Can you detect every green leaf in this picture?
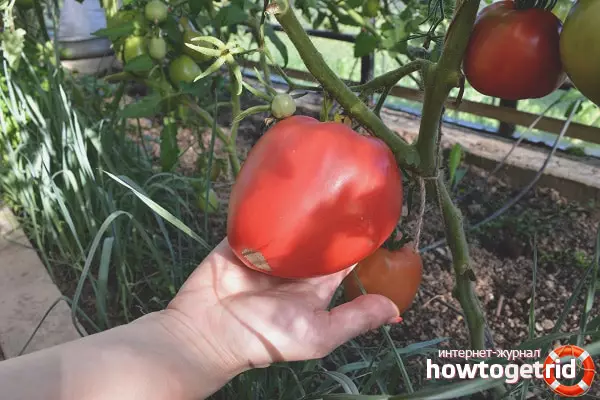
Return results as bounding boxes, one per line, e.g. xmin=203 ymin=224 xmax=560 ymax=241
xmin=313 ymin=12 xmax=327 ymax=29
xmin=92 ymin=23 xmax=135 ymax=41
xmin=216 ymin=5 xmax=248 ymax=26
xmin=163 ymin=15 xmax=183 ymax=49
xmin=118 ymin=94 xmax=162 ymax=118
xmin=448 ymin=143 xmax=463 ymax=185
xmin=337 ymin=14 xmax=361 ymax=26
xmin=347 ymin=0 xmax=363 ymax=7
xmin=123 ymin=54 xmax=154 ymax=73
xmin=264 ymin=25 xmax=289 ymax=68
xmin=381 ymin=17 xmax=408 ymax=51
xmin=160 ymin=116 xmax=179 ymax=172
xmin=354 ymin=32 xmax=377 ymax=58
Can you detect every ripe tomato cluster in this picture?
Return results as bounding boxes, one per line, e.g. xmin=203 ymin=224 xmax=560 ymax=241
xmin=106 ymin=2 xmax=216 ymax=88
xmin=463 ymin=0 xmax=599 ymax=106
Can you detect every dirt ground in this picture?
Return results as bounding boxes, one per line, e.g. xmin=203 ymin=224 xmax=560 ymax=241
xmin=46 ymin=93 xmax=600 ymax=397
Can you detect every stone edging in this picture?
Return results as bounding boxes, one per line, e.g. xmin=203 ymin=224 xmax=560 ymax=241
xmin=0 ymin=207 xmax=83 ymax=360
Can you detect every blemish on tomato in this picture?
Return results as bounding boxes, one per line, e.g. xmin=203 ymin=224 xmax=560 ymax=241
xmin=241 ymin=249 xmax=272 ymax=272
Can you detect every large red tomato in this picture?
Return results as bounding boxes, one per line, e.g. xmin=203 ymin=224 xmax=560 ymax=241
xmin=227 ymin=115 xmax=403 ymax=279
xmin=463 ymin=1 xmax=566 ymax=100
xmin=343 ymin=245 xmax=422 ymax=314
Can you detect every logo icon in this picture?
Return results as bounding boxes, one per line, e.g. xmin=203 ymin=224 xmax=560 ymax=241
xmin=543 ymin=345 xmax=596 ymax=397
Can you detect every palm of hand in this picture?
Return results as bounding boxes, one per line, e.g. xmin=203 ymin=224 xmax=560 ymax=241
xmin=166 ymin=238 xmax=399 ymax=372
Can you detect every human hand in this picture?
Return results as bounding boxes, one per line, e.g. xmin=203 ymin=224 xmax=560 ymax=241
xmin=160 ymin=237 xmax=400 ymax=384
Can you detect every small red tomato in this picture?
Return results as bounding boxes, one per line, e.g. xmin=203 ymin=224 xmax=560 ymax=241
xmin=463 ymin=1 xmax=566 ymax=100
xmin=343 ymin=245 xmax=422 ymax=314
xmin=227 ymin=115 xmax=403 ymax=279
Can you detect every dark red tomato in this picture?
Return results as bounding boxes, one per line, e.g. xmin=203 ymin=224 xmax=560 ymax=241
xmin=463 ymin=1 xmax=566 ymax=100
xmin=343 ymin=245 xmax=422 ymax=314
xmin=227 ymin=115 xmax=403 ymax=279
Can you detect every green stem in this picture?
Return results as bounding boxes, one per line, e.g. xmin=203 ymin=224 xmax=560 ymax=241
xmin=351 ymin=59 xmax=429 ymax=96
xmin=435 ymin=175 xmax=485 ymax=350
xmin=252 ymin=19 xmax=272 ymax=86
xmin=415 ymin=0 xmax=481 ymax=176
xmin=273 ymin=4 xmax=419 ymax=167
xmin=412 ymin=0 xmax=487 ymax=352
xmin=228 ymin=66 xmax=242 ymax=178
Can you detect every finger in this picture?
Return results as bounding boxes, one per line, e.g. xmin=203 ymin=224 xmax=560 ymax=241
xmin=316 ymin=294 xmax=400 ymax=351
xmin=301 ymin=263 xmax=358 ymax=304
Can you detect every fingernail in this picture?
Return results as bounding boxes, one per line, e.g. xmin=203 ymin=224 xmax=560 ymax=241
xmin=387 ymin=316 xmax=403 ymax=324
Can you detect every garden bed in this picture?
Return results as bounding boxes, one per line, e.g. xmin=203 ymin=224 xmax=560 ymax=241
xmin=40 ymin=92 xmax=600 ymax=396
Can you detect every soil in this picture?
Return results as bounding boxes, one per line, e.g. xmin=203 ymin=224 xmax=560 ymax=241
xmin=47 ymin=94 xmax=600 ymax=397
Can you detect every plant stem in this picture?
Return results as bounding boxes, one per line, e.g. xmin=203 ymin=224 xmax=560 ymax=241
xmin=351 ymin=59 xmax=429 ymax=96
xmin=415 ymin=0 xmax=480 ymax=176
xmin=185 ymin=99 xmax=241 ymax=177
xmin=412 ymin=0 xmax=488 ymax=351
xmin=228 ymin=66 xmax=242 ymax=178
xmin=272 ymin=4 xmax=419 ymax=167
xmin=436 ymin=174 xmax=485 ymax=350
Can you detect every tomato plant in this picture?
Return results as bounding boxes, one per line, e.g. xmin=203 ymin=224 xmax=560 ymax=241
xmin=271 ymin=93 xmax=296 ymax=119
xmin=227 ymin=115 xmax=403 ymax=279
xmin=463 ymin=0 xmax=565 ymax=100
xmin=145 ymin=0 xmax=168 ymax=24
xmin=168 ymin=55 xmax=201 ymax=85
xmin=343 ymin=245 xmax=422 ymax=314
xmin=148 ymin=36 xmax=167 ymax=60
xmin=560 ymin=0 xmax=600 ymax=106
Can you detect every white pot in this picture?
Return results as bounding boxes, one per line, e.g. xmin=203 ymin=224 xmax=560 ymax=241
xmin=57 ymin=0 xmax=116 ymax=59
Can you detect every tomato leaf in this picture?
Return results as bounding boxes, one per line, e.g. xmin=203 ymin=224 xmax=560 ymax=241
xmin=312 ymin=12 xmax=327 ymax=29
xmin=92 ymin=23 xmax=135 ymax=41
xmin=381 ymin=17 xmax=408 ymax=51
xmin=337 ymin=14 xmax=361 ymax=26
xmin=346 ymin=0 xmax=363 ymax=8
xmin=264 ymin=25 xmax=288 ymax=68
xmin=162 ymin=15 xmax=183 ymax=48
xmin=123 ymin=54 xmax=154 ymax=73
xmin=119 ymin=94 xmax=162 ymax=118
xmin=216 ymin=5 xmax=248 ymax=26
xmin=354 ymin=32 xmax=377 ymax=58
xmin=328 ymin=15 xmax=340 ymax=32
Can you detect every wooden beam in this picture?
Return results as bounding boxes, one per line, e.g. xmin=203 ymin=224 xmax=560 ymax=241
xmin=241 ymin=62 xmax=600 ymax=145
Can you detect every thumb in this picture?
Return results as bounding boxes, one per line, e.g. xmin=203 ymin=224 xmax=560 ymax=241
xmin=320 ymin=294 xmax=400 ymax=350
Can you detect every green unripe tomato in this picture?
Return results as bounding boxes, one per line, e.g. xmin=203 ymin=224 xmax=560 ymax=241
xmin=169 ymin=55 xmax=202 ymax=85
xmin=148 ymin=37 xmax=167 ymax=60
xmin=145 ymin=0 xmax=168 ymax=24
xmin=197 ymin=187 xmax=220 ymax=214
xmin=271 ymin=93 xmax=296 ymax=119
xmin=362 ymin=0 xmax=379 ymax=18
xmin=123 ymin=35 xmax=148 ymax=63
